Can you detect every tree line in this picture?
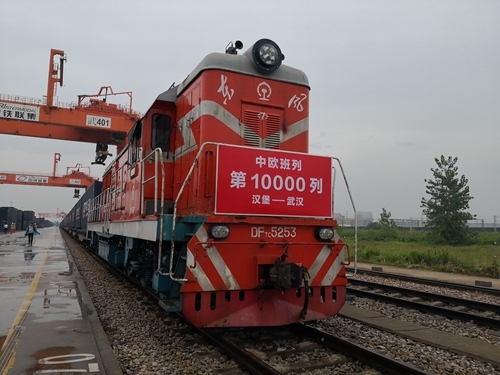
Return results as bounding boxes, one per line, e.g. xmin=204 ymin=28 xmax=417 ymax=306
xmin=374 ymin=155 xmax=476 ymax=246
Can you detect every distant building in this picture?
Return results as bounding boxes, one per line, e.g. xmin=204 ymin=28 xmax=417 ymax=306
xmin=334 ymin=214 xmax=498 ymax=231
xmin=334 ymin=211 xmax=373 ymax=227
xmin=394 ymin=218 xmax=425 ymax=229
xmin=333 ymin=213 xmax=345 ymax=220
xmin=357 ymin=211 xmax=373 ymax=220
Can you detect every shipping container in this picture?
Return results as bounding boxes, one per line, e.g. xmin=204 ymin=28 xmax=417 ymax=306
xmin=22 ymin=211 xmax=36 ymax=230
xmin=0 ymin=207 xmax=19 ymax=232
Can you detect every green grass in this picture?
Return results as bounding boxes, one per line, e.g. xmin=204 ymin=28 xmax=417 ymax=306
xmin=339 ymin=229 xmax=500 ymax=278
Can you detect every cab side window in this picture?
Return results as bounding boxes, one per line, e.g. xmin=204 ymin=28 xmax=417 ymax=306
xmin=128 ymin=120 xmax=142 ymax=165
xmin=152 ymin=114 xmax=172 ymax=152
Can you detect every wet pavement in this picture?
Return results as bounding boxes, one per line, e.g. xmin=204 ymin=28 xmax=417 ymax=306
xmin=0 ymin=228 xmax=121 ymax=375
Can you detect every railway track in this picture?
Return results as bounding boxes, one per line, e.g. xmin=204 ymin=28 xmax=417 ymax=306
xmin=65 ymin=236 xmax=500 ymax=375
xmin=347 ymin=267 xmax=500 ymax=296
xmin=197 ymin=324 xmax=432 ymax=375
xmin=64 ymin=232 xmax=436 ymax=374
xmin=289 ymin=324 xmax=430 ymax=375
xmin=347 ymin=279 xmax=500 ymax=329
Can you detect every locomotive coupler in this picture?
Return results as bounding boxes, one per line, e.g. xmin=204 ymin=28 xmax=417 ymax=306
xmin=269 ymin=260 xmax=307 ymax=292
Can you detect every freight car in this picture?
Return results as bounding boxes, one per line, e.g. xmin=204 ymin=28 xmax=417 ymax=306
xmin=64 ymin=182 xmax=102 ymax=241
xmin=61 ymin=38 xmax=354 ymax=327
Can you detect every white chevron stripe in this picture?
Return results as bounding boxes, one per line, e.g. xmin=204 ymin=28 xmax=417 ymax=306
xmin=197 ymin=226 xmax=241 ymax=290
xmin=200 ymin=101 xmax=240 ymax=134
xmin=321 ymin=248 xmax=345 ymax=285
xmin=282 ymin=118 xmax=308 ymax=143
xmin=186 ymin=249 xmax=215 ymax=291
xmin=308 ymin=244 xmax=332 ymax=284
xmin=174 ymin=100 xmax=308 ymax=158
xmin=309 ymin=231 xmax=345 ymax=285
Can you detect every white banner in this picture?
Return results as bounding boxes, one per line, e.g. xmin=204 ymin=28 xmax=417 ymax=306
xmin=0 ymin=101 xmax=40 ymax=121
xmin=16 ymin=175 xmax=48 ymax=183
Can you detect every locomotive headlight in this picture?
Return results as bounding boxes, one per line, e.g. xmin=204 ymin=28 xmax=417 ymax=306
xmin=209 ymin=224 xmax=230 ymax=239
xmin=252 ymin=39 xmax=284 ymax=72
xmin=315 ymin=227 xmax=335 ymax=241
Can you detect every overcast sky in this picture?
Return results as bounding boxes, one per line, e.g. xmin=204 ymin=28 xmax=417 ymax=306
xmin=1 ymin=1 xmax=498 ymax=222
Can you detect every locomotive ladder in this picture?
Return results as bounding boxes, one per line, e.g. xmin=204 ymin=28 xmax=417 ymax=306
xmin=140 ymin=148 xmax=165 ymax=217
xmin=110 ymin=164 xmax=126 ymax=212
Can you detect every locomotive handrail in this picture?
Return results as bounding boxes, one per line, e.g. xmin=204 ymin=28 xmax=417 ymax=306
xmin=92 ymin=192 xmax=98 ymax=222
xmin=120 ymin=164 xmax=125 ymax=209
xmin=102 ymin=188 xmax=111 ymax=230
xmin=341 ymin=243 xmax=351 ymax=266
xmin=330 ymin=157 xmax=357 ymax=273
xmin=162 ymin=145 xmax=358 ymax=282
xmin=87 ymin=186 xmax=111 ymax=229
xmin=110 ymin=163 xmax=126 ymax=211
xmin=140 ymin=148 xmax=165 ymax=217
xmin=163 ymin=142 xmax=219 ymax=282
xmin=88 ymin=190 xmax=99 ymax=223
xmin=86 ymin=148 xmax=164 ymax=230
xmin=139 ymin=148 xmax=166 ymax=274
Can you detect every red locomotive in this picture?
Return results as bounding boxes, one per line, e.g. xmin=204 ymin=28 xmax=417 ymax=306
xmin=64 ymin=39 xmax=351 ymax=327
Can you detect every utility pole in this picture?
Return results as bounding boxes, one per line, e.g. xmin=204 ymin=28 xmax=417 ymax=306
xmin=494 ymin=242 xmax=497 ymax=263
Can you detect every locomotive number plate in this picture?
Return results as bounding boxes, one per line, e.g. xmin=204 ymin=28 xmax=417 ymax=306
xmin=251 ymin=226 xmax=297 ymax=238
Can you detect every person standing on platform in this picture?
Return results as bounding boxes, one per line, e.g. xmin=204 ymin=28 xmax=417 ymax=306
xmin=3 ymin=223 xmax=7 ymax=234
xmin=10 ymin=223 xmax=15 ymax=234
xmin=25 ymin=222 xmax=40 ymax=245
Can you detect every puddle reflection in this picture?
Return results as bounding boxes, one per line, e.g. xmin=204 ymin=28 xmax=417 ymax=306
xmin=24 ymin=249 xmax=37 ymax=261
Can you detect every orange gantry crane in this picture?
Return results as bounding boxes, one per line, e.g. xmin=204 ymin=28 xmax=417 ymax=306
xmin=0 ymin=49 xmax=141 ymax=164
xmin=0 ymin=153 xmax=96 ymax=192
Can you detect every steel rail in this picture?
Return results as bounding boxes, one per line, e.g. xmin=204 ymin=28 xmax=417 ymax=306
xmin=349 ymin=279 xmax=500 ymax=313
xmin=63 ymin=231 xmax=432 ymax=374
xmin=197 ymin=328 xmax=281 ymax=375
xmin=346 ymin=268 xmax=500 ymax=296
xmin=347 ymin=287 xmax=500 ymax=329
xmin=289 ymin=323 xmax=431 ymax=375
